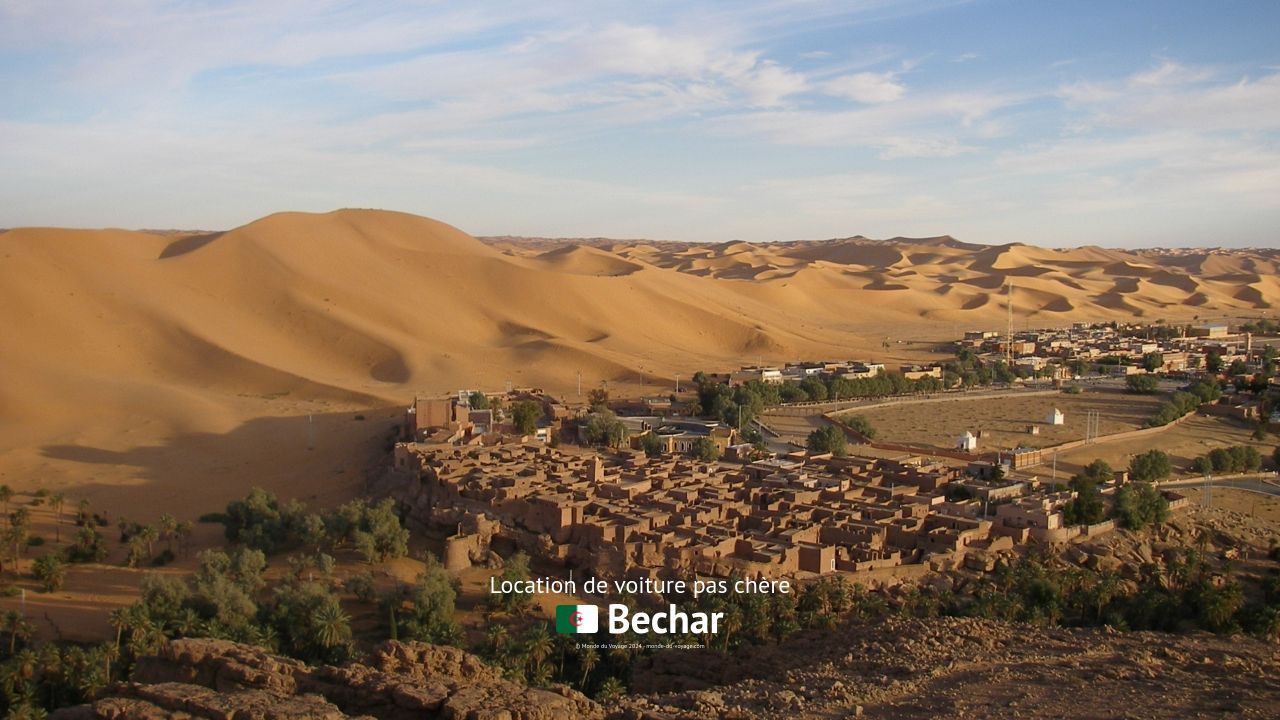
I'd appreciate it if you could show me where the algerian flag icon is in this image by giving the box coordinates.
[555,604,598,634]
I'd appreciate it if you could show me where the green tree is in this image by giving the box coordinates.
[690,437,720,463]
[843,414,877,439]
[587,387,609,410]
[1142,352,1164,373]
[511,400,542,435]
[1128,449,1172,483]
[49,493,65,544]
[1112,482,1170,531]
[30,550,64,591]
[468,391,490,410]
[638,432,663,458]
[583,411,627,448]
[807,425,847,456]
[1125,374,1159,394]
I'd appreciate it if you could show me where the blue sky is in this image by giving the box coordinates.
[1,1,1278,247]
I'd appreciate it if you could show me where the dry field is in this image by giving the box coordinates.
[1050,413,1276,479]
[846,387,1165,453]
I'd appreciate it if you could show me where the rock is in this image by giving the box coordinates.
[56,639,603,720]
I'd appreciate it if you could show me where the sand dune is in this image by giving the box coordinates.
[2,209,1278,521]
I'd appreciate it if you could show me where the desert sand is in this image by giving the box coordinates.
[2,208,1278,523]
[1,208,1278,642]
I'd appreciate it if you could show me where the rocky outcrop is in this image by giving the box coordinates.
[52,639,603,720]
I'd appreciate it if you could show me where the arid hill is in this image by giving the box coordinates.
[53,617,1280,719]
[2,209,1277,519]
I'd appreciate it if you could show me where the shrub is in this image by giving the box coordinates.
[32,554,66,592]
[843,415,877,440]
[690,437,720,463]
[807,425,847,457]
[1112,482,1170,531]
[1125,374,1159,394]
[1128,450,1172,483]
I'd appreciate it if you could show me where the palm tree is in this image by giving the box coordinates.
[312,604,351,657]
[126,535,148,568]
[596,676,625,700]
[75,499,91,528]
[175,521,194,558]
[39,644,64,708]
[485,624,509,660]
[139,525,159,558]
[578,645,598,688]
[171,607,201,638]
[0,485,12,525]
[108,607,132,653]
[49,492,65,544]
[522,623,553,678]
[158,514,177,553]
[2,611,32,657]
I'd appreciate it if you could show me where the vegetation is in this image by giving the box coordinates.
[468,391,490,409]
[1141,352,1164,373]
[1191,445,1263,475]
[583,410,628,448]
[689,369,946,430]
[1063,460,1111,526]
[1111,483,1170,531]
[488,551,533,616]
[806,425,847,457]
[895,547,1279,641]
[386,555,460,645]
[841,414,877,440]
[690,437,720,463]
[219,489,408,563]
[32,555,66,593]
[638,432,663,458]
[1145,379,1220,427]
[510,400,542,435]
[1128,449,1172,483]
[1124,374,1159,394]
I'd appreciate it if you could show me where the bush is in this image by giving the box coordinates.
[807,425,847,457]
[345,571,377,603]
[32,554,66,592]
[511,400,542,435]
[1112,482,1170,531]
[843,415,877,440]
[1193,445,1263,475]
[199,512,228,524]
[639,432,664,458]
[690,437,720,463]
[1125,374,1159,394]
[1128,449,1172,483]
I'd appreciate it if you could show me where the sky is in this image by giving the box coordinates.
[1,0,1278,247]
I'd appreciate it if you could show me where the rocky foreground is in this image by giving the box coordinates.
[52,613,1279,720]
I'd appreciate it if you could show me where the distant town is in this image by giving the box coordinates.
[381,319,1278,588]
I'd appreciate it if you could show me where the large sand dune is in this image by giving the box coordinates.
[2,209,1276,518]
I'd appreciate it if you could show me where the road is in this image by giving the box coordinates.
[1161,473,1280,497]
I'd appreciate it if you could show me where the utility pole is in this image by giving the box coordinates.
[308,414,315,450]
[675,374,680,394]
[1006,281,1015,366]
[577,370,582,398]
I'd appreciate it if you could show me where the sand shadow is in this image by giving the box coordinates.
[158,232,224,259]
[39,405,405,518]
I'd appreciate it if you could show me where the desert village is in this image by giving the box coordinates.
[380,320,1279,588]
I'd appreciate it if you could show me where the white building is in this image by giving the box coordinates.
[1046,408,1065,426]
[957,431,978,452]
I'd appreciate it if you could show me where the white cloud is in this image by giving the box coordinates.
[824,71,905,103]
